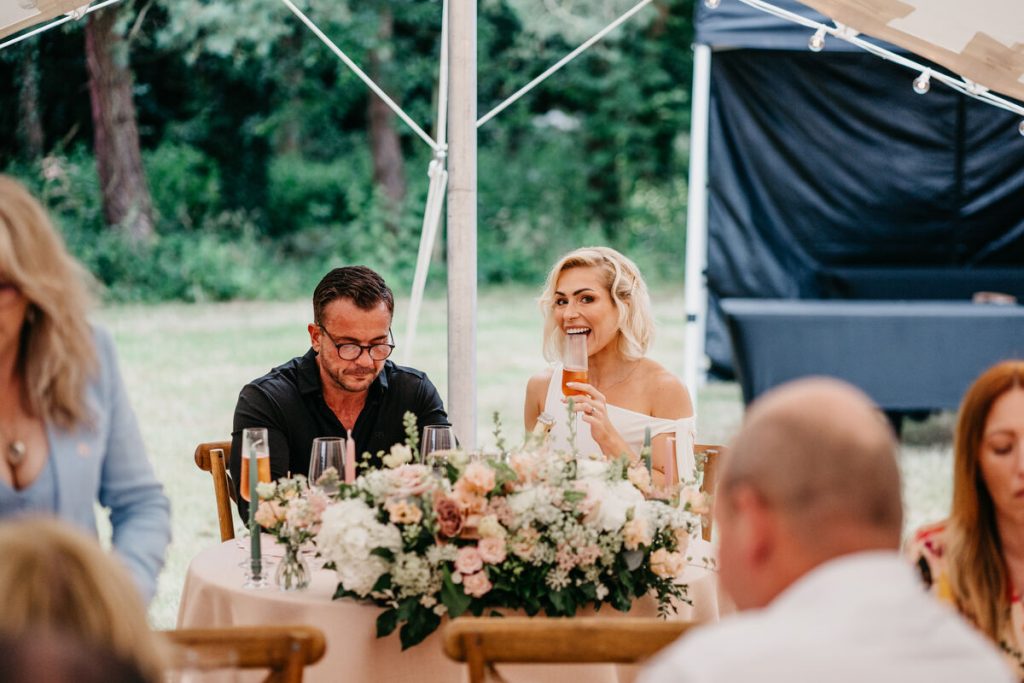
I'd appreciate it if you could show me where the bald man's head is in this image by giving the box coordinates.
[721,378,902,567]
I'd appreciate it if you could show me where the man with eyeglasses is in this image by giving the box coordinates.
[230,266,449,514]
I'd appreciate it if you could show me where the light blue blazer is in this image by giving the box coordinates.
[47,326,171,604]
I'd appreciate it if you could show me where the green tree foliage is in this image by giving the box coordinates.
[0,0,695,300]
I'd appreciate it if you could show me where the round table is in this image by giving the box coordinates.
[176,537,719,683]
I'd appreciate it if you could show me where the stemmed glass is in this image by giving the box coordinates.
[308,437,345,490]
[241,427,270,588]
[562,332,589,436]
[422,425,457,476]
[653,436,679,500]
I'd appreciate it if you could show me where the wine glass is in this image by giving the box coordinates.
[561,332,589,397]
[308,436,345,490]
[239,427,270,503]
[422,425,456,475]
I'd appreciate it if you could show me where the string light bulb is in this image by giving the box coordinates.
[913,70,931,95]
[1019,120,1024,137]
[704,0,721,8]
[808,27,826,53]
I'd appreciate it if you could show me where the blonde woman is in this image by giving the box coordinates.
[524,246,696,482]
[0,517,165,682]
[907,360,1024,677]
[0,175,169,603]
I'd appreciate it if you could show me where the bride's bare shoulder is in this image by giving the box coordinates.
[526,367,555,395]
[638,360,693,418]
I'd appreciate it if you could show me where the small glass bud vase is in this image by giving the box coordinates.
[275,543,311,591]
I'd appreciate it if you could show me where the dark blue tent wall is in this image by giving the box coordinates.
[694,1,1024,378]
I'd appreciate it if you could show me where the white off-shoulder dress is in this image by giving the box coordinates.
[542,365,697,480]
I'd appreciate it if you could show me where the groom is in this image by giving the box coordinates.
[230,266,449,516]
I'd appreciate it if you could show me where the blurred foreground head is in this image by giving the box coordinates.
[716,377,901,610]
[0,517,164,681]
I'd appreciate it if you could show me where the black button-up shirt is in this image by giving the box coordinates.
[230,349,448,516]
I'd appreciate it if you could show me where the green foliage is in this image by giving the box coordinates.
[0,0,696,301]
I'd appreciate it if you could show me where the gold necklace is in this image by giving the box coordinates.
[594,361,641,394]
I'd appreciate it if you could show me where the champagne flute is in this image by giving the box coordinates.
[240,427,270,588]
[653,435,679,500]
[239,428,271,502]
[422,425,456,476]
[561,332,589,397]
[308,436,345,490]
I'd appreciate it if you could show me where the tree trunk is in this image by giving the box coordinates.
[17,43,44,160]
[84,7,155,243]
[367,5,406,227]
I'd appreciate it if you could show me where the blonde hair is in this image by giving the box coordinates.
[538,246,653,362]
[0,175,96,428]
[947,360,1024,641]
[0,517,166,681]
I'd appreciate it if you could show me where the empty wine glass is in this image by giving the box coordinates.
[422,425,456,475]
[308,437,345,490]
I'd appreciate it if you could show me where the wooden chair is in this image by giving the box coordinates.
[443,616,694,683]
[694,443,724,541]
[194,440,235,541]
[163,625,326,683]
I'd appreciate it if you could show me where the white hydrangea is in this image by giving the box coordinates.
[586,479,646,532]
[318,499,402,597]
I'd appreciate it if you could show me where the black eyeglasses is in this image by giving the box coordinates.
[318,325,395,361]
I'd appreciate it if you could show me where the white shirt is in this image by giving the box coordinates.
[639,551,1014,683]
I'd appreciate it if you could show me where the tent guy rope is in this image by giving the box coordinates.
[0,0,120,51]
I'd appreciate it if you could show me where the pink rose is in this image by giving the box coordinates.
[434,495,464,538]
[478,537,507,564]
[627,464,653,496]
[682,488,712,515]
[461,462,496,493]
[391,464,433,496]
[455,546,484,575]
[509,453,541,484]
[462,570,493,598]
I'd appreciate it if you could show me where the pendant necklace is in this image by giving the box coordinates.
[0,424,27,468]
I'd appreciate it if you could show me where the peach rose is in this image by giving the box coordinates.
[460,462,497,494]
[455,546,484,575]
[434,495,464,537]
[387,499,424,525]
[510,527,540,560]
[650,548,687,579]
[682,488,712,515]
[453,478,488,514]
[627,463,652,496]
[254,500,286,528]
[623,516,652,550]
[478,537,507,564]
[673,527,692,556]
[462,570,493,598]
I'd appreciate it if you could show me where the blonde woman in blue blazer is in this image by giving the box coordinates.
[0,175,170,604]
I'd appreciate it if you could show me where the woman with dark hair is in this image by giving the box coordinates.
[0,175,170,603]
[907,360,1024,676]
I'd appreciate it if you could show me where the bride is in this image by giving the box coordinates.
[524,246,696,483]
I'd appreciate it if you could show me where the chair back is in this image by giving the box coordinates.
[164,625,325,683]
[443,616,693,683]
[694,443,724,541]
[194,440,235,541]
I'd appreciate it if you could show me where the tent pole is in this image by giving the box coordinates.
[683,43,712,412]
[446,0,478,449]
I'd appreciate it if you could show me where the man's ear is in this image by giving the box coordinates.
[308,323,321,351]
[731,485,776,567]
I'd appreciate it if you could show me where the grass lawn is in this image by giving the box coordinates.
[95,286,954,628]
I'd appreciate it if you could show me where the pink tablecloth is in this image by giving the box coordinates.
[176,538,719,683]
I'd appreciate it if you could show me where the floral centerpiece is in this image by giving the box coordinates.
[265,413,709,649]
[254,474,330,590]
